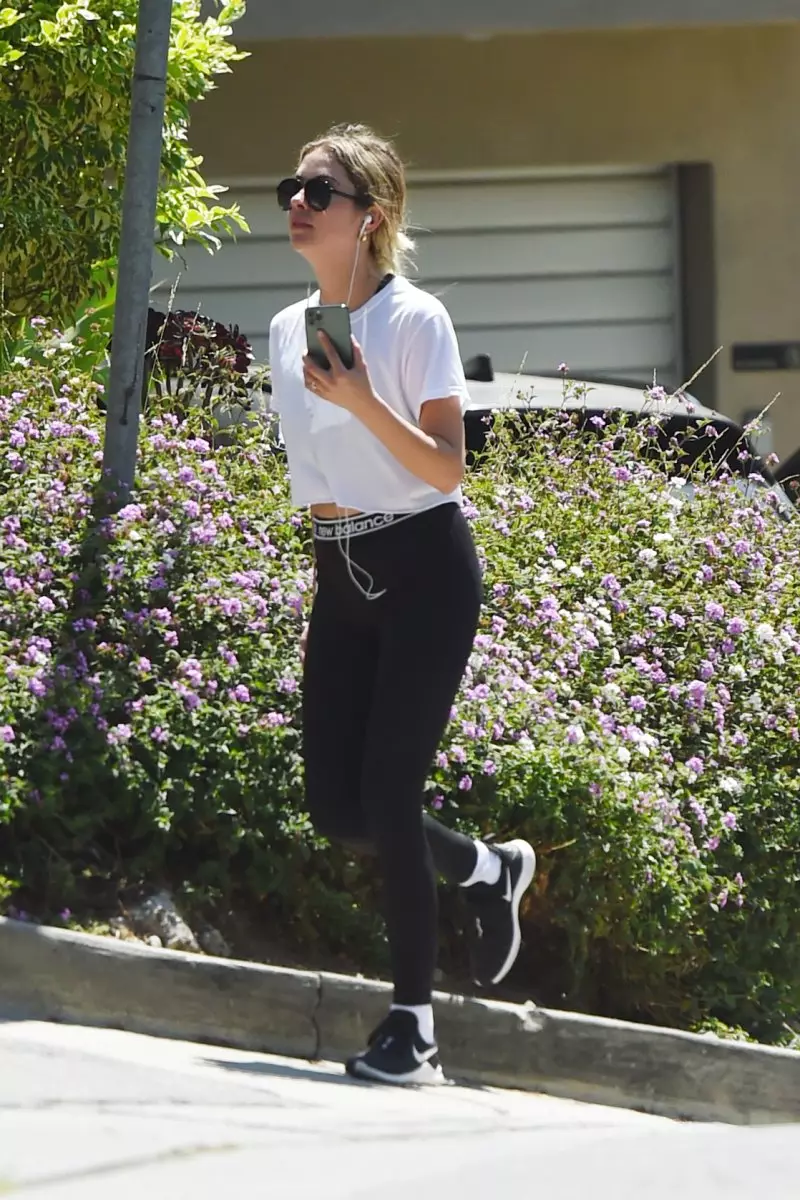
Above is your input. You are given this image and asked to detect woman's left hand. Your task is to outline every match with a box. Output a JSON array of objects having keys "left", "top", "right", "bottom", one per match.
[{"left": 302, "top": 333, "right": 377, "bottom": 416}]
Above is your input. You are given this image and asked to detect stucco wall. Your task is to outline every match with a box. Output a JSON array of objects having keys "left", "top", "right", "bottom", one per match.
[{"left": 190, "top": 24, "right": 800, "bottom": 459}]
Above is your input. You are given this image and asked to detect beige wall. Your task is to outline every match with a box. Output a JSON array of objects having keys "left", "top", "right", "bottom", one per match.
[{"left": 190, "top": 24, "right": 800, "bottom": 459}]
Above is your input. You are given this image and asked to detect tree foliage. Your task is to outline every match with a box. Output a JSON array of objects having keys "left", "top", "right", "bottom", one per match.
[{"left": 0, "top": 0, "right": 248, "bottom": 323}]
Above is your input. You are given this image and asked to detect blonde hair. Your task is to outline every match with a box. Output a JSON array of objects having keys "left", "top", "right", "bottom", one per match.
[{"left": 299, "top": 123, "right": 415, "bottom": 276}]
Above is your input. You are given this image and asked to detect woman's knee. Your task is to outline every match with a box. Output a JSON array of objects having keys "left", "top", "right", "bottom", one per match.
[{"left": 307, "top": 803, "right": 374, "bottom": 854}]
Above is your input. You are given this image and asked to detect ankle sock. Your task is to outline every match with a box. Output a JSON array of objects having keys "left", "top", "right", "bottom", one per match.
[
  {"left": 390, "top": 1003, "right": 435, "bottom": 1045},
  {"left": 460, "top": 839, "right": 502, "bottom": 888}
]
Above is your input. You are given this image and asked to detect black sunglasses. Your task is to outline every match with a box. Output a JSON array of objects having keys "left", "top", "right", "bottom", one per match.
[{"left": 276, "top": 174, "right": 372, "bottom": 213}]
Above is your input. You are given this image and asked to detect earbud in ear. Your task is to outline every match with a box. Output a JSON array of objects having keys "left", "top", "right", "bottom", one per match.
[{"left": 361, "top": 214, "right": 373, "bottom": 235}]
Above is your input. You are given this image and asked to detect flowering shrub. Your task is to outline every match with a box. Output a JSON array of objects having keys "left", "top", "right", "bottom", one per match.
[{"left": 2, "top": 340, "right": 800, "bottom": 1040}]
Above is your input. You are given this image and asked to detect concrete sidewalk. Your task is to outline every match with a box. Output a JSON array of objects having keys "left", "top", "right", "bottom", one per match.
[
  {"left": 2, "top": 915, "right": 800, "bottom": 1123},
  {"left": 1, "top": 1019, "right": 799, "bottom": 1199}
]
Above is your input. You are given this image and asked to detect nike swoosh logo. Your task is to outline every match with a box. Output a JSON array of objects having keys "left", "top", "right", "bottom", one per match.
[{"left": 412, "top": 1043, "right": 438, "bottom": 1064}]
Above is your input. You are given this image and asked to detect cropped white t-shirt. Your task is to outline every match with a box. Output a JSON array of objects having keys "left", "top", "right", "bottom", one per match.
[{"left": 268, "top": 276, "right": 470, "bottom": 513}]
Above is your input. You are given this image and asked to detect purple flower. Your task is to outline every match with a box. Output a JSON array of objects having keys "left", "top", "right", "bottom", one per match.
[
  {"left": 706, "top": 836, "right": 720, "bottom": 851},
  {"left": 705, "top": 601, "right": 725, "bottom": 621},
  {"left": 459, "top": 775, "right": 473, "bottom": 791},
  {"left": 278, "top": 677, "right": 297, "bottom": 694},
  {"left": 431, "top": 794, "right": 444, "bottom": 810},
  {"left": 629, "top": 695, "right": 647, "bottom": 713},
  {"left": 722, "top": 811, "right": 738, "bottom": 831},
  {"left": 229, "top": 684, "right": 251, "bottom": 703},
  {"left": 686, "top": 756, "right": 705, "bottom": 775},
  {"left": 37, "top": 596, "right": 56, "bottom": 613},
  {"left": 566, "top": 725, "right": 585, "bottom": 745},
  {"left": 482, "top": 759, "right": 496, "bottom": 775},
  {"left": 219, "top": 597, "right": 243, "bottom": 618},
  {"left": 727, "top": 617, "right": 746, "bottom": 636},
  {"left": 686, "top": 681, "right": 707, "bottom": 710},
  {"left": 0, "top": 724, "right": 14, "bottom": 743},
  {"left": 435, "top": 751, "right": 448, "bottom": 768},
  {"left": 699, "top": 660, "right": 715, "bottom": 681}
]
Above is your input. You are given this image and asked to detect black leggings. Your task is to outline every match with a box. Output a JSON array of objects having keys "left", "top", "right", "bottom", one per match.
[{"left": 302, "top": 502, "right": 483, "bottom": 1005}]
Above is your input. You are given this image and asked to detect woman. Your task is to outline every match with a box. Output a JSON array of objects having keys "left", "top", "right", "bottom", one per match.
[{"left": 269, "top": 123, "right": 535, "bottom": 1085}]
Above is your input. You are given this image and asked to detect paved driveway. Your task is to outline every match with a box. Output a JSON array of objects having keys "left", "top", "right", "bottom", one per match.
[{"left": 0, "top": 1019, "right": 797, "bottom": 1198}]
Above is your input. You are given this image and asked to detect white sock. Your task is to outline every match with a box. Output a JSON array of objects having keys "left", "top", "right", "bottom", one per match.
[
  {"left": 460, "top": 840, "right": 502, "bottom": 888},
  {"left": 391, "top": 1003, "right": 435, "bottom": 1045}
]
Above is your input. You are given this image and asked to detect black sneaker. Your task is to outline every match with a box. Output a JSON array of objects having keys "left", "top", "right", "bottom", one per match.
[
  {"left": 345, "top": 1009, "right": 444, "bottom": 1086},
  {"left": 465, "top": 839, "right": 536, "bottom": 987}
]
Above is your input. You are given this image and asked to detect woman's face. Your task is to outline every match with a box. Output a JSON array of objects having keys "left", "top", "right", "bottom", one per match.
[{"left": 287, "top": 147, "right": 367, "bottom": 265}]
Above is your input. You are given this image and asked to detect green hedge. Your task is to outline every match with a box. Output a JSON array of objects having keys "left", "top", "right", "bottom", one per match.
[{"left": 2, "top": 336, "right": 800, "bottom": 1041}]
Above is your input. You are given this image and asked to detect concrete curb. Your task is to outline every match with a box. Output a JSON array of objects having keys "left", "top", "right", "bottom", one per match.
[{"left": 1, "top": 915, "right": 798, "bottom": 1124}]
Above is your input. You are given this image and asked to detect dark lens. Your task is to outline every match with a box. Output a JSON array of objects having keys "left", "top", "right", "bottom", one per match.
[
  {"left": 276, "top": 177, "right": 302, "bottom": 211},
  {"left": 304, "top": 177, "right": 334, "bottom": 212}
]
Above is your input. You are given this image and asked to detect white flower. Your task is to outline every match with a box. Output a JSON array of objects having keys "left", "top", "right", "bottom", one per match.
[
  {"left": 602, "top": 683, "right": 622, "bottom": 703},
  {"left": 610, "top": 648, "right": 621, "bottom": 665},
  {"left": 754, "top": 622, "right": 776, "bottom": 645},
  {"left": 569, "top": 565, "right": 585, "bottom": 579},
  {"left": 653, "top": 532, "right": 674, "bottom": 544},
  {"left": 729, "top": 664, "right": 747, "bottom": 681},
  {"left": 617, "top": 747, "right": 632, "bottom": 765},
  {"left": 745, "top": 693, "right": 763, "bottom": 712},
  {"left": 552, "top": 559, "right": 568, "bottom": 572},
  {"left": 56, "top": 340, "right": 75, "bottom": 352},
  {"left": 12, "top": 355, "right": 30, "bottom": 368},
  {"left": 719, "top": 776, "right": 744, "bottom": 796},
  {"left": 638, "top": 549, "right": 658, "bottom": 565}
]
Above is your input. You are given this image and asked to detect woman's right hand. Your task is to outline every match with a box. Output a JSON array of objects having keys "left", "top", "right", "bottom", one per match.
[{"left": 300, "top": 621, "right": 309, "bottom": 663}]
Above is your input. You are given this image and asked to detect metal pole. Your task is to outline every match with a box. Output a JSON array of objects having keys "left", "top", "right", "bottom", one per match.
[{"left": 102, "top": 0, "right": 173, "bottom": 502}]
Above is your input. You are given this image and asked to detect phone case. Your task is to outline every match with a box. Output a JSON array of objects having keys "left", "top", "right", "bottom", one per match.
[{"left": 305, "top": 304, "right": 354, "bottom": 370}]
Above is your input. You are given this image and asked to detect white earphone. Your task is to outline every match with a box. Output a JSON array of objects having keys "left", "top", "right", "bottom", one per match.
[{"left": 360, "top": 214, "right": 373, "bottom": 235}]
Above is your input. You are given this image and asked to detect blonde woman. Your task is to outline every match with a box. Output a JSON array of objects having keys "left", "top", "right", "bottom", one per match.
[{"left": 269, "top": 124, "right": 535, "bottom": 1085}]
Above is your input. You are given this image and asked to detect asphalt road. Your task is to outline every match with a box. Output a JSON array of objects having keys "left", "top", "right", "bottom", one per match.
[{"left": 1, "top": 1018, "right": 798, "bottom": 1198}]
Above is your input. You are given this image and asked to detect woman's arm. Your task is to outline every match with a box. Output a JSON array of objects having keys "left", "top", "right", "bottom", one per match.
[
  {"left": 302, "top": 331, "right": 466, "bottom": 493},
  {"left": 351, "top": 391, "right": 465, "bottom": 494}
]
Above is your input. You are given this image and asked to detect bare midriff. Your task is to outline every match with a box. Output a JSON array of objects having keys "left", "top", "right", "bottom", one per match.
[{"left": 309, "top": 503, "right": 364, "bottom": 518}]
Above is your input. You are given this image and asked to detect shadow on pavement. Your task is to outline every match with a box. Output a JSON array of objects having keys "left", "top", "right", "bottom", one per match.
[{"left": 201, "top": 1056, "right": 367, "bottom": 1088}]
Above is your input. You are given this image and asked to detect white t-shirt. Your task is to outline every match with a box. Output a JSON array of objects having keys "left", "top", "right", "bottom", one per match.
[{"left": 268, "top": 276, "right": 469, "bottom": 513}]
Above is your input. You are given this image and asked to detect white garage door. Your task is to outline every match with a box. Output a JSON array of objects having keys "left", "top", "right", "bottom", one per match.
[{"left": 151, "top": 167, "right": 680, "bottom": 388}]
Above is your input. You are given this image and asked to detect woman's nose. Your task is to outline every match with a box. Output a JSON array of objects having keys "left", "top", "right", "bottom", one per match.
[{"left": 291, "top": 188, "right": 310, "bottom": 211}]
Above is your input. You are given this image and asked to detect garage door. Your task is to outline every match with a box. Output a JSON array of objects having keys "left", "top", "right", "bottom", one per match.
[{"left": 150, "top": 167, "right": 680, "bottom": 388}]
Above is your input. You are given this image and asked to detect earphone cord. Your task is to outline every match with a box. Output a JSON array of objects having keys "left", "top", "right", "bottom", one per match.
[{"left": 337, "top": 222, "right": 389, "bottom": 600}]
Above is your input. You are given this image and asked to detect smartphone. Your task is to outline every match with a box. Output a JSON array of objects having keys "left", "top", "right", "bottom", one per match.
[{"left": 305, "top": 304, "right": 354, "bottom": 371}]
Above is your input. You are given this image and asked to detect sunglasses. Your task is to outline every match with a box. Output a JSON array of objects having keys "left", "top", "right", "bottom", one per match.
[{"left": 276, "top": 174, "right": 372, "bottom": 213}]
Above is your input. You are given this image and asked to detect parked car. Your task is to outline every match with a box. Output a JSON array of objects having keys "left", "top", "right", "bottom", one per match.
[{"left": 461, "top": 356, "right": 795, "bottom": 518}]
